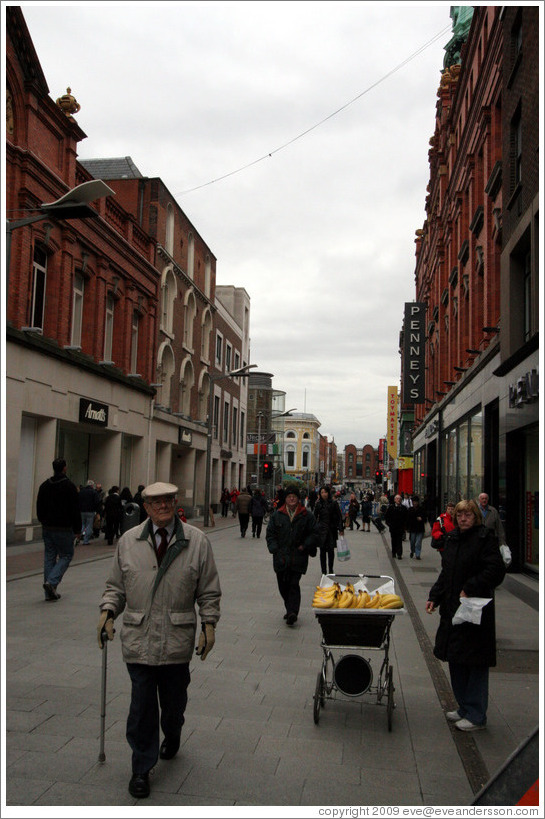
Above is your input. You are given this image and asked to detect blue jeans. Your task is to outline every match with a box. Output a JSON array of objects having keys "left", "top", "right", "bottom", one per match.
[
  {"left": 448, "top": 662, "right": 489, "bottom": 725},
  {"left": 43, "top": 529, "right": 75, "bottom": 590},
  {"left": 81, "top": 511, "right": 95, "bottom": 544},
  {"left": 410, "top": 532, "right": 423, "bottom": 557},
  {"left": 126, "top": 663, "right": 190, "bottom": 774}
]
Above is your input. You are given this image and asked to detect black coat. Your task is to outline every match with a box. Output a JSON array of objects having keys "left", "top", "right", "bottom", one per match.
[
  {"left": 428, "top": 525, "right": 505, "bottom": 666},
  {"left": 313, "top": 498, "right": 343, "bottom": 547},
  {"left": 384, "top": 503, "right": 408, "bottom": 532},
  {"left": 266, "top": 504, "right": 319, "bottom": 574},
  {"left": 36, "top": 473, "right": 81, "bottom": 533},
  {"left": 406, "top": 505, "right": 425, "bottom": 533}
]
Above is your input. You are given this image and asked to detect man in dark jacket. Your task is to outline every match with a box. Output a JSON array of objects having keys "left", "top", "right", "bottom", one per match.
[
  {"left": 384, "top": 494, "right": 408, "bottom": 559},
  {"left": 79, "top": 480, "right": 100, "bottom": 544},
  {"left": 235, "top": 487, "right": 252, "bottom": 537},
  {"left": 266, "top": 484, "right": 319, "bottom": 625},
  {"left": 36, "top": 457, "right": 82, "bottom": 601}
]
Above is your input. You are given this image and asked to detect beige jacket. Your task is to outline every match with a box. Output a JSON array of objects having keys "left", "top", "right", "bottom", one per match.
[{"left": 99, "top": 517, "right": 221, "bottom": 665}]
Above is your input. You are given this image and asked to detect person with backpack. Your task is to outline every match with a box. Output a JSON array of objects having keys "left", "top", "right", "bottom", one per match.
[{"left": 431, "top": 501, "right": 456, "bottom": 553}]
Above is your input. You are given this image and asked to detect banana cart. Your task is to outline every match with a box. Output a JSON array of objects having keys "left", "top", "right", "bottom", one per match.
[{"left": 312, "top": 574, "right": 405, "bottom": 731}]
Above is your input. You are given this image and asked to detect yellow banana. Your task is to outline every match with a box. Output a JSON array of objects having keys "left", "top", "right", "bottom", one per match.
[
  {"left": 313, "top": 597, "right": 336, "bottom": 608},
  {"left": 337, "top": 590, "right": 354, "bottom": 608},
  {"left": 365, "top": 593, "right": 382, "bottom": 609},
  {"left": 380, "top": 599, "right": 404, "bottom": 609},
  {"left": 357, "top": 591, "right": 370, "bottom": 608}
]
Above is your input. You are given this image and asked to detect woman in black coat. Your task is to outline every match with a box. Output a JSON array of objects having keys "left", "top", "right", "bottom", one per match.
[
  {"left": 313, "top": 486, "right": 344, "bottom": 575},
  {"left": 426, "top": 499, "right": 505, "bottom": 732}
]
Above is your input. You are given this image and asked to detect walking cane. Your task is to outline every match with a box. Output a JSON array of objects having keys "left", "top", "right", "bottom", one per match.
[{"left": 98, "top": 636, "right": 108, "bottom": 763}]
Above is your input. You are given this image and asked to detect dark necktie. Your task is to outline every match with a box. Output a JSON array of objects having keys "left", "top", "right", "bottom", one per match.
[{"left": 156, "top": 527, "right": 168, "bottom": 565}]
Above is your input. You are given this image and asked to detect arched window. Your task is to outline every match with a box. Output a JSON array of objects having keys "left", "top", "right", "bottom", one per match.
[
  {"left": 183, "top": 290, "right": 196, "bottom": 350},
  {"left": 286, "top": 445, "right": 295, "bottom": 468},
  {"left": 178, "top": 358, "right": 194, "bottom": 416},
  {"left": 303, "top": 432, "right": 310, "bottom": 439},
  {"left": 104, "top": 294, "right": 114, "bottom": 362},
  {"left": 286, "top": 430, "right": 296, "bottom": 438},
  {"left": 199, "top": 371, "right": 210, "bottom": 423},
  {"left": 201, "top": 308, "right": 212, "bottom": 361},
  {"left": 302, "top": 446, "right": 310, "bottom": 468},
  {"left": 161, "top": 267, "right": 176, "bottom": 335},
  {"left": 157, "top": 342, "right": 175, "bottom": 409},
  {"left": 71, "top": 271, "right": 84, "bottom": 347}
]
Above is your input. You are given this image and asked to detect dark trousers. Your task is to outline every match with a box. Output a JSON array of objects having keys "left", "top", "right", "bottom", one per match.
[
  {"left": 448, "top": 662, "right": 489, "bottom": 726},
  {"left": 126, "top": 662, "right": 190, "bottom": 774},
  {"left": 390, "top": 529, "right": 404, "bottom": 557},
  {"left": 238, "top": 512, "right": 250, "bottom": 536},
  {"left": 251, "top": 516, "right": 264, "bottom": 537},
  {"left": 276, "top": 569, "right": 302, "bottom": 616},
  {"left": 319, "top": 532, "right": 336, "bottom": 575}
]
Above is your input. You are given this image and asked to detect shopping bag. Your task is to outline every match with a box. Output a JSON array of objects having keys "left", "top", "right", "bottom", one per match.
[
  {"left": 499, "top": 544, "right": 512, "bottom": 568},
  {"left": 452, "top": 597, "right": 492, "bottom": 626},
  {"left": 336, "top": 536, "right": 351, "bottom": 562}
]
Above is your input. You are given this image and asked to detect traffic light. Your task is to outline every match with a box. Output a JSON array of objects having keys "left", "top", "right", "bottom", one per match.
[
  {"left": 375, "top": 470, "right": 383, "bottom": 484},
  {"left": 263, "top": 461, "right": 272, "bottom": 479}
]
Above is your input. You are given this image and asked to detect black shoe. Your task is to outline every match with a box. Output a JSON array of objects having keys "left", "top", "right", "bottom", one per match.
[
  {"left": 160, "top": 737, "right": 180, "bottom": 760},
  {"left": 286, "top": 613, "right": 297, "bottom": 625},
  {"left": 410, "top": 552, "right": 414, "bottom": 558},
  {"left": 43, "top": 582, "right": 60, "bottom": 601},
  {"left": 129, "top": 772, "right": 150, "bottom": 798}
]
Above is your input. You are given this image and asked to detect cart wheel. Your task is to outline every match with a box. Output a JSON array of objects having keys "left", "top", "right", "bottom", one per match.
[
  {"left": 314, "top": 672, "right": 323, "bottom": 724},
  {"left": 387, "top": 665, "right": 395, "bottom": 731}
]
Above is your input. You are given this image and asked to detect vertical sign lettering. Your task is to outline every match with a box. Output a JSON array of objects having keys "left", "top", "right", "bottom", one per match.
[
  {"left": 387, "top": 387, "right": 398, "bottom": 459},
  {"left": 402, "top": 302, "right": 426, "bottom": 403}
]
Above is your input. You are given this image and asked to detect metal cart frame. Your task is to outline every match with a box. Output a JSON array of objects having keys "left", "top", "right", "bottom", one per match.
[{"left": 313, "top": 574, "right": 403, "bottom": 731}]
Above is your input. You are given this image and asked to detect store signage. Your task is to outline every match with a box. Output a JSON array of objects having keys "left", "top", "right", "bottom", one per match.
[
  {"left": 387, "top": 387, "right": 398, "bottom": 458},
  {"left": 178, "top": 427, "right": 192, "bottom": 446},
  {"left": 425, "top": 419, "right": 440, "bottom": 439},
  {"left": 402, "top": 302, "right": 426, "bottom": 403},
  {"left": 247, "top": 432, "right": 277, "bottom": 444},
  {"left": 79, "top": 398, "right": 108, "bottom": 427},
  {"left": 508, "top": 369, "right": 538, "bottom": 408}
]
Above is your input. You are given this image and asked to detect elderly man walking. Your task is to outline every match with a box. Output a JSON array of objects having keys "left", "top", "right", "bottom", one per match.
[{"left": 97, "top": 481, "right": 221, "bottom": 799}]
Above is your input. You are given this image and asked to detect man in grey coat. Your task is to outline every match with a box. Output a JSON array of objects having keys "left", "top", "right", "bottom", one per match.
[
  {"left": 477, "top": 493, "right": 506, "bottom": 545},
  {"left": 97, "top": 481, "right": 221, "bottom": 799}
]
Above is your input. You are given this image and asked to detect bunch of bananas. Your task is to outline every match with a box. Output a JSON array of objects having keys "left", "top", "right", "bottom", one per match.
[{"left": 312, "top": 584, "right": 404, "bottom": 610}]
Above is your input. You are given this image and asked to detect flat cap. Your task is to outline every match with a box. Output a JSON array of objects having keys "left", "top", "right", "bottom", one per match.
[{"left": 142, "top": 481, "right": 178, "bottom": 500}]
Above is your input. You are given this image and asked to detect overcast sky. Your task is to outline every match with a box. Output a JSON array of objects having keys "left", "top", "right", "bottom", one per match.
[{"left": 17, "top": 1, "right": 453, "bottom": 450}]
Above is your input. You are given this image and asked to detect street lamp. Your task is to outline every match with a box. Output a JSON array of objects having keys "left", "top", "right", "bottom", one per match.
[
  {"left": 203, "top": 364, "right": 257, "bottom": 527},
  {"left": 256, "top": 408, "right": 296, "bottom": 490},
  {"left": 6, "top": 179, "right": 115, "bottom": 293}
]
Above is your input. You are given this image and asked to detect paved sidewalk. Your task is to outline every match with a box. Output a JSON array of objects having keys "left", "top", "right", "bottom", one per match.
[{"left": 4, "top": 522, "right": 539, "bottom": 811}]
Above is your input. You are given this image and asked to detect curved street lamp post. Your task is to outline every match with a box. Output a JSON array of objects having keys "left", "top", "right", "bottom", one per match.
[{"left": 203, "top": 364, "right": 257, "bottom": 527}]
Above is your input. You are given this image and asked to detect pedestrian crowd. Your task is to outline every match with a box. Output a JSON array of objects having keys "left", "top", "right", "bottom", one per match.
[{"left": 35, "top": 458, "right": 510, "bottom": 798}]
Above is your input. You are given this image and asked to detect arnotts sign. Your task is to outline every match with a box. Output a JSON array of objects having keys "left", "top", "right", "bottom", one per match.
[
  {"left": 79, "top": 398, "right": 109, "bottom": 426},
  {"left": 402, "top": 302, "right": 426, "bottom": 403}
]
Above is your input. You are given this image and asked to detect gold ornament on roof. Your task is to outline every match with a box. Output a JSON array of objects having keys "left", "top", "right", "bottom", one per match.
[{"left": 56, "top": 87, "right": 81, "bottom": 118}]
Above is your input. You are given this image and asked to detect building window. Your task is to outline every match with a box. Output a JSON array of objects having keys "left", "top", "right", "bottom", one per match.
[
  {"left": 71, "top": 271, "right": 84, "bottom": 346},
  {"left": 158, "top": 343, "right": 175, "bottom": 409},
  {"left": 286, "top": 431, "right": 296, "bottom": 438},
  {"left": 104, "top": 294, "right": 114, "bottom": 361},
  {"left": 161, "top": 268, "right": 176, "bottom": 335},
  {"left": 213, "top": 395, "right": 220, "bottom": 439},
  {"left": 232, "top": 406, "right": 238, "bottom": 448},
  {"left": 130, "top": 310, "right": 139, "bottom": 373},
  {"left": 286, "top": 446, "right": 295, "bottom": 468},
  {"left": 240, "top": 410, "right": 245, "bottom": 444},
  {"left": 523, "top": 251, "right": 531, "bottom": 341},
  {"left": 302, "top": 447, "right": 310, "bottom": 468},
  {"left": 201, "top": 309, "right": 212, "bottom": 361},
  {"left": 187, "top": 232, "right": 195, "bottom": 280},
  {"left": 179, "top": 359, "right": 194, "bottom": 416},
  {"left": 225, "top": 343, "right": 232, "bottom": 373},
  {"left": 510, "top": 108, "right": 522, "bottom": 192},
  {"left": 183, "top": 291, "right": 196, "bottom": 350},
  {"left": 204, "top": 255, "right": 211, "bottom": 297},
  {"left": 30, "top": 244, "right": 47, "bottom": 330},
  {"left": 223, "top": 401, "right": 229, "bottom": 445},
  {"left": 365, "top": 452, "right": 370, "bottom": 461},
  {"left": 216, "top": 333, "right": 223, "bottom": 367},
  {"left": 166, "top": 203, "right": 174, "bottom": 256},
  {"left": 303, "top": 432, "right": 310, "bottom": 439},
  {"left": 348, "top": 453, "right": 354, "bottom": 463}
]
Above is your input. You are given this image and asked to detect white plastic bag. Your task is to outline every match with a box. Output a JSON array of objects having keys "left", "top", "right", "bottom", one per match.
[
  {"left": 500, "top": 544, "right": 512, "bottom": 568},
  {"left": 452, "top": 596, "right": 492, "bottom": 626},
  {"left": 336, "top": 535, "right": 351, "bottom": 562}
]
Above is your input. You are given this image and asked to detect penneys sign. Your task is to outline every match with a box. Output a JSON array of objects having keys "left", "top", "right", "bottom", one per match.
[
  {"left": 402, "top": 302, "right": 426, "bottom": 403},
  {"left": 79, "top": 398, "right": 109, "bottom": 427}
]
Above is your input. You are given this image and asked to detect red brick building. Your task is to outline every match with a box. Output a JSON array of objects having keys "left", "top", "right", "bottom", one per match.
[
  {"left": 410, "top": 6, "right": 539, "bottom": 571},
  {"left": 343, "top": 444, "right": 378, "bottom": 488},
  {"left": 5, "top": 7, "right": 249, "bottom": 541}
]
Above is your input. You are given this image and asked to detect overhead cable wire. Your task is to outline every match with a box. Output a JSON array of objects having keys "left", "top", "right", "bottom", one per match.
[{"left": 175, "top": 24, "right": 451, "bottom": 196}]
